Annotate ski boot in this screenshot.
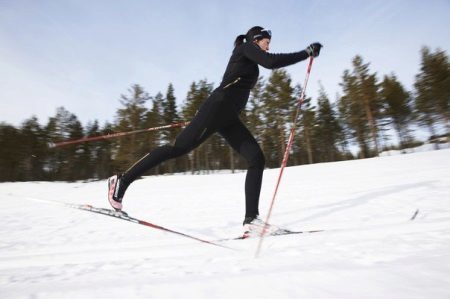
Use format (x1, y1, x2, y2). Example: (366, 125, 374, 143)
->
(242, 216, 284, 238)
(107, 174, 126, 211)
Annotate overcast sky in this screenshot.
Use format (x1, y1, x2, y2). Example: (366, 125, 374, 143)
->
(1, 0, 449, 128)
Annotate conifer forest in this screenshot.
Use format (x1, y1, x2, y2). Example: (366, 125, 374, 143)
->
(0, 47, 448, 182)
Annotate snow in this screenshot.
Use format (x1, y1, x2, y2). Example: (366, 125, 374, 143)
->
(1, 149, 450, 299)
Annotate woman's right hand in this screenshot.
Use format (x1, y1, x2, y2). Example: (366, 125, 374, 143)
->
(306, 43, 323, 57)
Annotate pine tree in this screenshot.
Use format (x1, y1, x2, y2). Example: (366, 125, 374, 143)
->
(96, 122, 115, 179)
(160, 83, 180, 173)
(352, 56, 382, 155)
(414, 47, 450, 141)
(162, 83, 180, 139)
(20, 117, 47, 180)
(180, 82, 198, 172)
(339, 70, 368, 158)
(315, 86, 344, 162)
(261, 70, 296, 167)
(84, 120, 115, 180)
(66, 116, 86, 181)
(182, 82, 201, 119)
(298, 97, 316, 164)
(43, 107, 85, 181)
(338, 56, 383, 158)
(114, 84, 150, 172)
(0, 123, 23, 181)
(141, 94, 164, 175)
(381, 74, 413, 149)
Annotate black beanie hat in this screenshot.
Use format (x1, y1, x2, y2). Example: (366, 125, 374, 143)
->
(246, 26, 272, 41)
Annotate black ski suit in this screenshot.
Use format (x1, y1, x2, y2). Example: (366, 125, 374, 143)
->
(122, 42, 309, 219)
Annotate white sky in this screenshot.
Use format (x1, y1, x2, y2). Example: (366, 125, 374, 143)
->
(0, 0, 449, 127)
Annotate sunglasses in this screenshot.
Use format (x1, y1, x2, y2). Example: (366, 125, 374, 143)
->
(262, 29, 272, 36)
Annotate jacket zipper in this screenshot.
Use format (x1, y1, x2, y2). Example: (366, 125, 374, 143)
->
(223, 77, 241, 89)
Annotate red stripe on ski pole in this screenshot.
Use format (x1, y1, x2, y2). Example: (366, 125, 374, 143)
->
(51, 121, 190, 148)
(255, 57, 315, 258)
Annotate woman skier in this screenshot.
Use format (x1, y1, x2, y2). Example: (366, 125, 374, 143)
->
(107, 26, 322, 235)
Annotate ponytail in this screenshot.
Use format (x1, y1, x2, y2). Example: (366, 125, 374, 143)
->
(234, 34, 246, 47)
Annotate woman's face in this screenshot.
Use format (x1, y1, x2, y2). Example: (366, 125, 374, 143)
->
(256, 38, 270, 52)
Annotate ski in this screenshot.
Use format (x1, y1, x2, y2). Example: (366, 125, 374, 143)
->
(26, 197, 233, 250)
(67, 203, 233, 249)
(219, 228, 324, 242)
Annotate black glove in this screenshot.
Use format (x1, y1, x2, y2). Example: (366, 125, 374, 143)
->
(305, 42, 323, 57)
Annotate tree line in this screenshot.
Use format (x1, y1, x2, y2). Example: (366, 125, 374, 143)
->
(0, 46, 448, 182)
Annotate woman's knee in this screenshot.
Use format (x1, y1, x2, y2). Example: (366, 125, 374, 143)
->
(171, 140, 192, 158)
(249, 149, 265, 169)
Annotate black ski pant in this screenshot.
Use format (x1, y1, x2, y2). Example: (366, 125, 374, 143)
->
(121, 89, 265, 219)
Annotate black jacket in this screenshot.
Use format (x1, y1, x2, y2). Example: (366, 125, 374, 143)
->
(220, 42, 309, 90)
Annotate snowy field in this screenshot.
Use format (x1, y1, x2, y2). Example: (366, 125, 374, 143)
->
(1, 149, 450, 299)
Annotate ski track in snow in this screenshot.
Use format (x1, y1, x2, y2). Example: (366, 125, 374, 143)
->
(1, 149, 450, 298)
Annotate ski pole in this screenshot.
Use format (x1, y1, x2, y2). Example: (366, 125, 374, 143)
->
(50, 121, 189, 148)
(255, 56, 315, 258)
